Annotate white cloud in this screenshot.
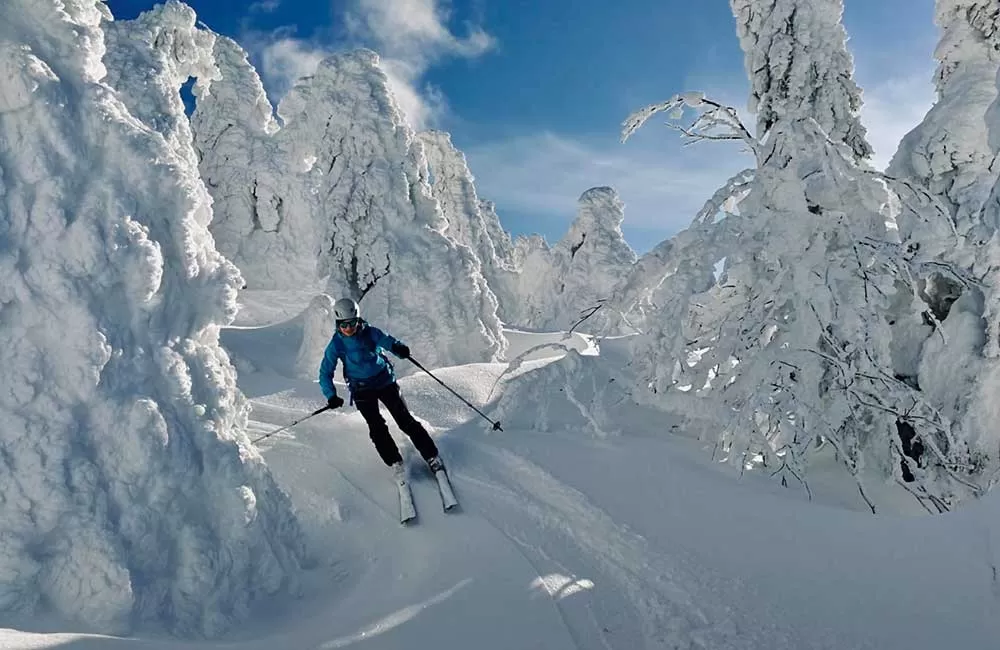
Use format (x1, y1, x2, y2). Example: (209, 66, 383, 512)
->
(345, 0, 494, 62)
(343, 0, 495, 129)
(245, 1, 493, 129)
(257, 35, 331, 100)
(249, 0, 281, 13)
(858, 69, 936, 170)
(379, 58, 446, 132)
(464, 131, 752, 241)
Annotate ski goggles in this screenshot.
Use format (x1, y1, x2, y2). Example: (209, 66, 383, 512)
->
(337, 318, 360, 329)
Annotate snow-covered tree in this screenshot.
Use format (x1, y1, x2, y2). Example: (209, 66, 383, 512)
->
(281, 51, 506, 365)
(882, 0, 1000, 508)
(492, 188, 637, 333)
(731, 0, 872, 161)
(539, 187, 637, 333)
(0, 0, 303, 635)
(417, 130, 527, 323)
(419, 130, 516, 274)
(188, 34, 309, 290)
(620, 0, 996, 511)
(890, 0, 1000, 256)
(191, 43, 505, 366)
(417, 132, 638, 334)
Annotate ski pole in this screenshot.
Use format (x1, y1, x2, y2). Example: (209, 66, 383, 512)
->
(251, 405, 331, 444)
(408, 357, 503, 431)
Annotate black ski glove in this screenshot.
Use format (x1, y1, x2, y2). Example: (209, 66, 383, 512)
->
(392, 342, 410, 359)
(327, 395, 344, 409)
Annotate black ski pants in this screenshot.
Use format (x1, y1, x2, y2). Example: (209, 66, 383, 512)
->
(353, 382, 438, 466)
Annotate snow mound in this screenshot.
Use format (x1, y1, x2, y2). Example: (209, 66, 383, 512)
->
(0, 0, 304, 636)
(492, 348, 627, 437)
(295, 294, 336, 379)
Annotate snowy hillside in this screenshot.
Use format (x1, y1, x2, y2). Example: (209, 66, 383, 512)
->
(4, 290, 999, 649)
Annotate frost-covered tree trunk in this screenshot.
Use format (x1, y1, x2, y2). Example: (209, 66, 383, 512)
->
(731, 0, 872, 161)
(0, 0, 303, 636)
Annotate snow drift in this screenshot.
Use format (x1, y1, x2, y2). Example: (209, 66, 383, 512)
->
(0, 0, 304, 636)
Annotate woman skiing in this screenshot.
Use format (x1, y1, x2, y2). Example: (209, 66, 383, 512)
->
(318, 297, 444, 483)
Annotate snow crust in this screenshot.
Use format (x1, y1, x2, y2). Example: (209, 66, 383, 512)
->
(0, 0, 303, 636)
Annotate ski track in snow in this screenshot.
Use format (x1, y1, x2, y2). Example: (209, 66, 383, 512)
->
(252, 397, 759, 650)
(454, 441, 742, 650)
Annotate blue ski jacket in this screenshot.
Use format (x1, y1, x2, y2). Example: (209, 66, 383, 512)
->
(319, 321, 405, 399)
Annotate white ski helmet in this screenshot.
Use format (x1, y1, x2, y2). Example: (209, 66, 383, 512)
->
(333, 297, 360, 322)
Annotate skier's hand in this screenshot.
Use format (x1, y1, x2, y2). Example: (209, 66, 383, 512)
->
(327, 395, 344, 410)
(392, 342, 410, 359)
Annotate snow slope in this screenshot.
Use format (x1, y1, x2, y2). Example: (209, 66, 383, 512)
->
(4, 291, 998, 649)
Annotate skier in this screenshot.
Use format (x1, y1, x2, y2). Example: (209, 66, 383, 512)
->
(319, 297, 445, 485)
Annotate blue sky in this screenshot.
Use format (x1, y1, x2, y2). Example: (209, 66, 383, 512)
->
(106, 0, 939, 253)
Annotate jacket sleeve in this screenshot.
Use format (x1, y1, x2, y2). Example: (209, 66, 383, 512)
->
(368, 326, 402, 354)
(318, 341, 339, 399)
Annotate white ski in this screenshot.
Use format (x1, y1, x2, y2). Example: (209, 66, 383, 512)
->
(433, 469, 459, 511)
(397, 481, 417, 524)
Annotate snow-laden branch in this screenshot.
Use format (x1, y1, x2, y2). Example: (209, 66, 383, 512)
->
(621, 92, 758, 156)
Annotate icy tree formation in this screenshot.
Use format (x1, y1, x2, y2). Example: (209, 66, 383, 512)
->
(619, 0, 1000, 511)
(529, 187, 637, 333)
(418, 130, 519, 313)
(731, 0, 872, 160)
(193, 43, 505, 366)
(890, 0, 1000, 249)
(0, 0, 304, 636)
(481, 188, 637, 333)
